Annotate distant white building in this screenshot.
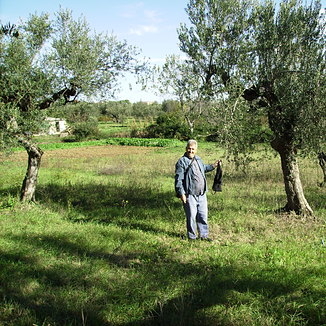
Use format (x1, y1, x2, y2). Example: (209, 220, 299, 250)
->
(45, 117, 68, 135)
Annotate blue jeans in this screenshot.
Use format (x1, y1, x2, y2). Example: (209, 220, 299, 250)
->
(183, 194, 209, 239)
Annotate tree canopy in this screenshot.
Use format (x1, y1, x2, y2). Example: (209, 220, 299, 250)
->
(0, 9, 148, 149)
(0, 9, 149, 201)
(177, 0, 325, 215)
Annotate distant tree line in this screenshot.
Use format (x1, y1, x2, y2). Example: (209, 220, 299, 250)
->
(47, 99, 272, 143)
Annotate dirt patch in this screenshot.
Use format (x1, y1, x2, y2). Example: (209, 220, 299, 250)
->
(44, 145, 151, 159)
(0, 145, 153, 162)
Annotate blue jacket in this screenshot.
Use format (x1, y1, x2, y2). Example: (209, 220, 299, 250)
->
(175, 153, 215, 197)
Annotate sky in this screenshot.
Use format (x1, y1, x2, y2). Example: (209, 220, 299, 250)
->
(0, 0, 190, 102)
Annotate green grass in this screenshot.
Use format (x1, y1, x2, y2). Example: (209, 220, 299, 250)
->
(0, 142, 325, 326)
(11, 137, 183, 152)
(98, 121, 134, 138)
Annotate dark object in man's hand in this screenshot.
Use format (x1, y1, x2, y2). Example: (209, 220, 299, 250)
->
(212, 164, 222, 192)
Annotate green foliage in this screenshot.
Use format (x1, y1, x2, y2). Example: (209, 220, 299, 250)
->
(0, 8, 148, 151)
(245, 0, 326, 155)
(132, 101, 162, 119)
(0, 14, 52, 149)
(68, 121, 98, 141)
(146, 111, 192, 140)
(96, 101, 163, 123)
(161, 100, 181, 112)
(98, 100, 133, 123)
(23, 13, 52, 52)
(178, 0, 325, 156)
(105, 137, 182, 147)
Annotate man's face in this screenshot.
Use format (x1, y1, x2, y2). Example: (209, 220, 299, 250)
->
(186, 144, 197, 159)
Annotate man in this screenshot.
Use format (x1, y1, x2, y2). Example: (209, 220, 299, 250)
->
(175, 139, 221, 241)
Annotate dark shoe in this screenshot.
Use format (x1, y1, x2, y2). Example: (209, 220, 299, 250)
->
(200, 237, 213, 242)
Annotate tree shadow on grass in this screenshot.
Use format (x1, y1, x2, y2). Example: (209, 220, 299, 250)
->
(123, 263, 325, 326)
(35, 182, 184, 238)
(1, 214, 324, 325)
(0, 236, 302, 326)
(0, 247, 107, 325)
(0, 180, 185, 238)
(0, 185, 21, 201)
(1, 231, 176, 325)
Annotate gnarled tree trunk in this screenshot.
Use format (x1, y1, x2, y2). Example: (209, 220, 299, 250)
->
(19, 139, 43, 202)
(318, 152, 326, 187)
(272, 139, 313, 217)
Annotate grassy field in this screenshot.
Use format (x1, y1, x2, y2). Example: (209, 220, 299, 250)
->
(0, 140, 325, 326)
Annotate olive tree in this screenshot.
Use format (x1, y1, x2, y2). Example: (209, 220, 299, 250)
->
(156, 54, 210, 134)
(178, 0, 325, 216)
(0, 9, 148, 202)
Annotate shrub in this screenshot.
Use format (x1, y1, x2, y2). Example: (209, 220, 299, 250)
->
(69, 120, 99, 141)
(145, 111, 191, 140)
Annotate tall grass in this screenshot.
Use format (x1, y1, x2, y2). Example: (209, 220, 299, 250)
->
(0, 143, 325, 326)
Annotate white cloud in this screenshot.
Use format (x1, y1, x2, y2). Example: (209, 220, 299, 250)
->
(129, 25, 158, 36)
(144, 10, 162, 23)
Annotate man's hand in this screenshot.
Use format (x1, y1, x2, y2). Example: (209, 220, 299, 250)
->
(213, 160, 222, 168)
(180, 194, 187, 204)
